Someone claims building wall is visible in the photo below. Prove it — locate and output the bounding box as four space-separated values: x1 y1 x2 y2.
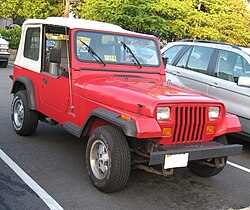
0 17 13 29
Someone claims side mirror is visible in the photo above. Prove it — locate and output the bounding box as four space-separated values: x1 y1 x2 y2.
238 76 250 87
49 48 61 64
162 56 168 68
49 48 61 76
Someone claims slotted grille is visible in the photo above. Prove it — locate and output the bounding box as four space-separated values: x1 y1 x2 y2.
173 106 207 143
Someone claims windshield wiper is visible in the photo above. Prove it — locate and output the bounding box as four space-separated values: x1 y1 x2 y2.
120 41 142 69
80 40 106 66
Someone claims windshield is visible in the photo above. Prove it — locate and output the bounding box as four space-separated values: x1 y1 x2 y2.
75 31 160 67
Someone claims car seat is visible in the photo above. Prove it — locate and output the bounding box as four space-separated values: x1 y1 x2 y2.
217 59 234 82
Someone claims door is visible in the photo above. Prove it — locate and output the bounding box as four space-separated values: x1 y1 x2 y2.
40 73 70 113
39 26 71 118
208 49 250 134
170 46 215 94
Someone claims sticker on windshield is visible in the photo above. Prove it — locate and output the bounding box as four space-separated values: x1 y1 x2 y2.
104 55 117 61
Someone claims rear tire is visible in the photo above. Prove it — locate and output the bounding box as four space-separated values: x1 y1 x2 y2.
188 135 228 177
86 126 131 193
11 90 39 136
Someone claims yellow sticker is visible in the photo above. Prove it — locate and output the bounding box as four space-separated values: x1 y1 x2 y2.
104 55 117 61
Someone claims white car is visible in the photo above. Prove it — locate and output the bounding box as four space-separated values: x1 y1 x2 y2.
0 35 10 68
241 47 250 56
161 40 250 140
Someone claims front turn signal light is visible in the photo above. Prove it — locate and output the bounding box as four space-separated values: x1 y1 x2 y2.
206 125 215 134
162 127 172 136
120 114 132 121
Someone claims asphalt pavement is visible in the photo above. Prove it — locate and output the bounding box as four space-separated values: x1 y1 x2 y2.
1 64 250 210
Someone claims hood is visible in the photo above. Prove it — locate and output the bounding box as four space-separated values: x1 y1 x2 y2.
75 75 221 117
0 37 8 45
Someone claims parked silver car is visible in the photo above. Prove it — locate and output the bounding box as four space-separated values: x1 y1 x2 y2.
0 35 10 68
161 40 250 140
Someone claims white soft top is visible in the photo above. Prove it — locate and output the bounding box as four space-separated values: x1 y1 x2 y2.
23 17 153 37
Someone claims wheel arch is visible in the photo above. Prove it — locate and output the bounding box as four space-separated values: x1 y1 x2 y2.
63 108 137 139
11 76 37 110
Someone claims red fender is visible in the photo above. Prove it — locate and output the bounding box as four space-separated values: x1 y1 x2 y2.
215 114 241 137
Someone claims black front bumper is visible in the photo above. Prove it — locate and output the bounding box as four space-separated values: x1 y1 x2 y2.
0 53 10 61
149 141 243 166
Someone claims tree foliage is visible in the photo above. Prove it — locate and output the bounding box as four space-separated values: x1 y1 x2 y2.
0 27 22 48
0 0 64 24
1 0 249 46
71 0 250 46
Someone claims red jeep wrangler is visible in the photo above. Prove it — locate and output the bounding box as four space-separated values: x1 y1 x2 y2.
11 17 242 192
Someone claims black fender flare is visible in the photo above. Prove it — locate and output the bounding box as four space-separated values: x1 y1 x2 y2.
11 76 37 110
63 108 137 138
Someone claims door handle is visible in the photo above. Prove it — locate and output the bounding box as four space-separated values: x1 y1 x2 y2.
172 71 181 76
208 82 219 88
42 79 48 84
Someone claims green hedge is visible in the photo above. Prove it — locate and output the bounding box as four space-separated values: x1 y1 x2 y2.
0 27 22 49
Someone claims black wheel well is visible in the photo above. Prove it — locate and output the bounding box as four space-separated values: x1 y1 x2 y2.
82 116 119 139
82 108 137 138
11 77 37 110
63 108 137 139
12 81 26 94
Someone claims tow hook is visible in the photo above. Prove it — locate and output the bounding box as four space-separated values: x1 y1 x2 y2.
134 164 173 176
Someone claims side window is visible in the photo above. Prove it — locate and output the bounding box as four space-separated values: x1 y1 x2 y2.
243 58 250 73
176 47 192 68
44 29 69 72
24 28 40 61
186 46 213 74
214 50 248 82
162 45 184 64
234 55 250 74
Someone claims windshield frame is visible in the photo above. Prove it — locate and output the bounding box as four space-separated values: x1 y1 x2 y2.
74 29 161 68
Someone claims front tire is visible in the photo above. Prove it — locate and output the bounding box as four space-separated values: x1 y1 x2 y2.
11 90 39 136
188 135 228 177
86 126 131 193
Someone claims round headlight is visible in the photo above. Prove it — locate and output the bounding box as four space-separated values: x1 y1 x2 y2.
209 106 220 119
157 107 171 121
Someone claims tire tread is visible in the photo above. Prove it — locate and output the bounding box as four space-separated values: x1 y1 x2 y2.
188 135 228 177
86 126 130 193
11 90 38 136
